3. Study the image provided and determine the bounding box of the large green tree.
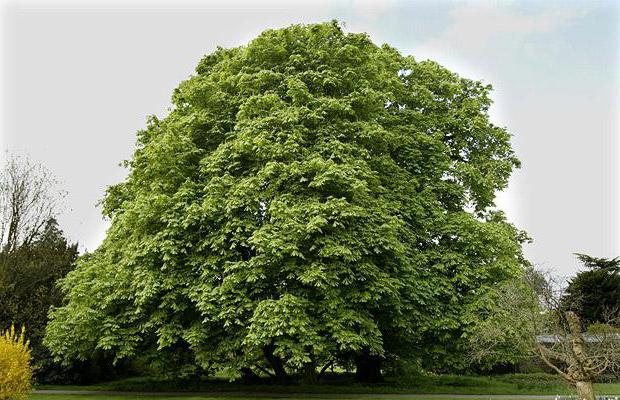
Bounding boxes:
[45,22,527,381]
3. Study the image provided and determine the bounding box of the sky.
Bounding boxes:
[1,0,618,277]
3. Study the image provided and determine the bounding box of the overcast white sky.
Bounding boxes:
[1,0,618,277]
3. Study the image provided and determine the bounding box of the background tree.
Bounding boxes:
[0,219,79,381]
[562,254,620,327]
[0,154,63,252]
[464,267,540,371]
[534,306,620,400]
[469,266,620,400]
[0,154,79,383]
[45,21,526,382]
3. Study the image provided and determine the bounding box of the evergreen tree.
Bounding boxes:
[563,253,620,327]
[0,219,78,381]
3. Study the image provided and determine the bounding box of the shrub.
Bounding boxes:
[0,326,33,400]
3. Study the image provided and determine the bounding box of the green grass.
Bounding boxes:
[31,397,413,400]
[31,397,412,400]
[30,397,554,400]
[33,373,620,396]
[32,397,252,400]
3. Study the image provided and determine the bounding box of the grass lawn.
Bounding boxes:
[29,396,576,400]
[31,397,426,400]
[33,373,620,397]
[29,397,557,400]
[32,397,254,400]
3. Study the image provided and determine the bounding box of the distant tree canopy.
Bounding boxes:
[0,219,78,353]
[0,154,78,382]
[45,22,527,381]
[562,254,620,328]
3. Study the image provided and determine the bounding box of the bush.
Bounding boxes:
[0,326,33,400]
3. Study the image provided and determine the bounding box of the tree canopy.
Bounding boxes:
[562,254,620,327]
[45,21,527,381]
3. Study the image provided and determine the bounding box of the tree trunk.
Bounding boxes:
[263,344,288,383]
[318,360,334,381]
[240,367,261,383]
[301,361,317,384]
[575,380,595,400]
[354,352,382,383]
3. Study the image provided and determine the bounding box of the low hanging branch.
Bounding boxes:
[252,364,276,378]
[536,343,574,383]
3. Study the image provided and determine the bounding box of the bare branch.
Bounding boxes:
[0,153,64,252]
[536,343,574,383]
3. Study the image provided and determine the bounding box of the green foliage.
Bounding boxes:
[574,253,620,272]
[562,254,620,327]
[45,21,526,377]
[587,323,620,334]
[0,219,78,381]
[463,270,541,371]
